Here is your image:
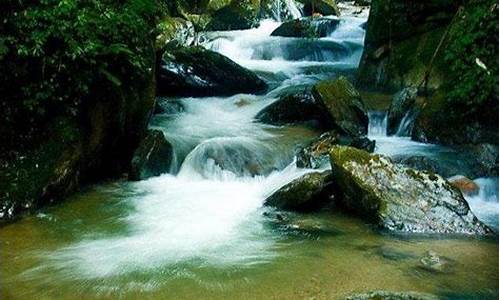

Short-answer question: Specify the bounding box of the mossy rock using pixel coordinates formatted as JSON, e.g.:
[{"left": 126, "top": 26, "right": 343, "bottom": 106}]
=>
[
  {"left": 300, "top": 0, "right": 340, "bottom": 17},
  {"left": 329, "top": 145, "right": 492, "bottom": 234},
  {"left": 264, "top": 171, "right": 334, "bottom": 211},
  {"left": 158, "top": 46, "right": 267, "bottom": 97},
  {"left": 206, "top": 0, "right": 260, "bottom": 31},
  {"left": 312, "top": 76, "right": 368, "bottom": 137}
]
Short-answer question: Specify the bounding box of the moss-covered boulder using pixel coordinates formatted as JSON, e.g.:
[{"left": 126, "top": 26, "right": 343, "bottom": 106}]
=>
[
  {"left": 206, "top": 0, "right": 261, "bottom": 31},
  {"left": 296, "top": 131, "right": 375, "bottom": 169},
  {"left": 264, "top": 171, "right": 334, "bottom": 211},
  {"left": 329, "top": 145, "right": 492, "bottom": 234},
  {"left": 158, "top": 46, "right": 267, "bottom": 97},
  {"left": 300, "top": 0, "right": 340, "bottom": 17},
  {"left": 356, "top": 0, "right": 460, "bottom": 91},
  {"left": 270, "top": 17, "right": 340, "bottom": 38},
  {"left": 411, "top": 92, "right": 499, "bottom": 146},
  {"left": 129, "top": 130, "right": 173, "bottom": 181},
  {"left": 255, "top": 91, "right": 333, "bottom": 129},
  {"left": 312, "top": 77, "right": 368, "bottom": 137},
  {"left": 387, "top": 87, "right": 417, "bottom": 135}
]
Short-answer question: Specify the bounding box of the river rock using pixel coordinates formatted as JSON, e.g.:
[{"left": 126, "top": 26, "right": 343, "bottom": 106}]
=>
[
  {"left": 296, "top": 131, "right": 375, "bottom": 169},
  {"left": 255, "top": 91, "right": 333, "bottom": 129},
  {"left": 461, "top": 143, "right": 499, "bottom": 177},
  {"left": 300, "top": 0, "right": 340, "bottom": 17},
  {"left": 448, "top": 175, "right": 479, "bottom": 196},
  {"left": 329, "top": 145, "right": 492, "bottom": 234},
  {"left": 271, "top": 17, "right": 341, "bottom": 38},
  {"left": 387, "top": 87, "right": 418, "bottom": 136},
  {"left": 392, "top": 155, "right": 463, "bottom": 179},
  {"left": 158, "top": 46, "right": 267, "bottom": 97},
  {"left": 419, "top": 250, "right": 454, "bottom": 274},
  {"left": 346, "top": 291, "right": 440, "bottom": 300},
  {"left": 264, "top": 171, "right": 334, "bottom": 211},
  {"left": 312, "top": 76, "right": 369, "bottom": 137},
  {"left": 129, "top": 130, "right": 173, "bottom": 181}
]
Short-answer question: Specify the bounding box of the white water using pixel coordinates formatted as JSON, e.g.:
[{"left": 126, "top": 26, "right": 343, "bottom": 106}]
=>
[{"left": 36, "top": 14, "right": 368, "bottom": 280}]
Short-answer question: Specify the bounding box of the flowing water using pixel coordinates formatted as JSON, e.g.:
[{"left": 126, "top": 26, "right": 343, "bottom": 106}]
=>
[{"left": 1, "top": 10, "right": 498, "bottom": 300}]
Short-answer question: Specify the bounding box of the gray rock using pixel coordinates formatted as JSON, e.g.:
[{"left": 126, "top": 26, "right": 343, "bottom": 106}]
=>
[
  {"left": 129, "top": 130, "right": 173, "bottom": 181},
  {"left": 264, "top": 171, "right": 334, "bottom": 211},
  {"left": 329, "top": 146, "right": 492, "bottom": 235}
]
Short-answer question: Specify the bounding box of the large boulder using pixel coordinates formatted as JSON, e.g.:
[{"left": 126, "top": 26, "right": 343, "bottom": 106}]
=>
[
  {"left": 129, "top": 130, "right": 173, "bottom": 181},
  {"left": 296, "top": 131, "right": 375, "bottom": 169},
  {"left": 387, "top": 87, "right": 418, "bottom": 136},
  {"left": 255, "top": 91, "right": 333, "bottom": 129},
  {"left": 271, "top": 17, "right": 340, "bottom": 38},
  {"left": 264, "top": 171, "right": 334, "bottom": 211},
  {"left": 312, "top": 76, "right": 368, "bottom": 137},
  {"left": 356, "top": 0, "right": 460, "bottom": 91},
  {"left": 300, "top": 0, "right": 340, "bottom": 17},
  {"left": 329, "top": 146, "right": 492, "bottom": 234},
  {"left": 158, "top": 46, "right": 267, "bottom": 97}
]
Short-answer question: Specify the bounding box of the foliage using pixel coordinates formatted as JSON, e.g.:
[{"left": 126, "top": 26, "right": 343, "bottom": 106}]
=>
[
  {"left": 444, "top": 0, "right": 499, "bottom": 122},
  {"left": 0, "top": 0, "right": 165, "bottom": 149}
]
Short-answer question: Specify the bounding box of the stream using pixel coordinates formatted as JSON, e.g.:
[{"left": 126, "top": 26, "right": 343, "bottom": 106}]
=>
[{"left": 1, "top": 9, "right": 498, "bottom": 300}]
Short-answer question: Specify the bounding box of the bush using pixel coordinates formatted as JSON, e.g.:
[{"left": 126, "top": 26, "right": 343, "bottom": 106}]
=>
[{"left": 0, "top": 0, "right": 164, "bottom": 150}]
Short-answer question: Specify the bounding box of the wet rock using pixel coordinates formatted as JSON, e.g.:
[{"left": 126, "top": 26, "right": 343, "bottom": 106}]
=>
[
  {"left": 375, "top": 246, "right": 415, "bottom": 261},
  {"left": 264, "top": 171, "right": 335, "bottom": 211},
  {"left": 296, "top": 131, "right": 375, "bottom": 169},
  {"left": 346, "top": 291, "right": 440, "bottom": 300},
  {"left": 255, "top": 91, "right": 333, "bottom": 129},
  {"left": 271, "top": 17, "right": 341, "bottom": 38},
  {"left": 419, "top": 250, "right": 454, "bottom": 274},
  {"left": 329, "top": 145, "right": 492, "bottom": 235},
  {"left": 312, "top": 76, "right": 369, "bottom": 137},
  {"left": 129, "top": 130, "right": 173, "bottom": 181},
  {"left": 206, "top": 1, "right": 260, "bottom": 31},
  {"left": 155, "top": 17, "right": 195, "bottom": 50},
  {"left": 448, "top": 175, "right": 479, "bottom": 196},
  {"left": 412, "top": 93, "right": 499, "bottom": 146},
  {"left": 300, "top": 0, "right": 340, "bottom": 17},
  {"left": 387, "top": 87, "right": 418, "bottom": 136},
  {"left": 392, "top": 155, "right": 460, "bottom": 179},
  {"left": 158, "top": 46, "right": 267, "bottom": 97}
]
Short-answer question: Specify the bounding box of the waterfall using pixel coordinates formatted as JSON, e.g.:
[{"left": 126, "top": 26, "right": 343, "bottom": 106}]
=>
[
  {"left": 271, "top": 0, "right": 302, "bottom": 22},
  {"left": 367, "top": 111, "right": 388, "bottom": 137},
  {"left": 395, "top": 111, "right": 416, "bottom": 137},
  {"left": 464, "top": 177, "right": 499, "bottom": 229}
]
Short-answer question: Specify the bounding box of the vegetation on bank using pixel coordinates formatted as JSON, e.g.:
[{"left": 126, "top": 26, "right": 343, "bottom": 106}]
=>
[{"left": 0, "top": 0, "right": 165, "bottom": 152}]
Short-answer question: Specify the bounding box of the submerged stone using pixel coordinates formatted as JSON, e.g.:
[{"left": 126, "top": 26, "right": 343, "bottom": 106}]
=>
[
  {"left": 346, "top": 291, "right": 440, "bottom": 300},
  {"left": 158, "top": 46, "right": 267, "bottom": 97},
  {"left": 329, "top": 146, "right": 492, "bottom": 235},
  {"left": 129, "top": 130, "right": 173, "bottom": 181}
]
